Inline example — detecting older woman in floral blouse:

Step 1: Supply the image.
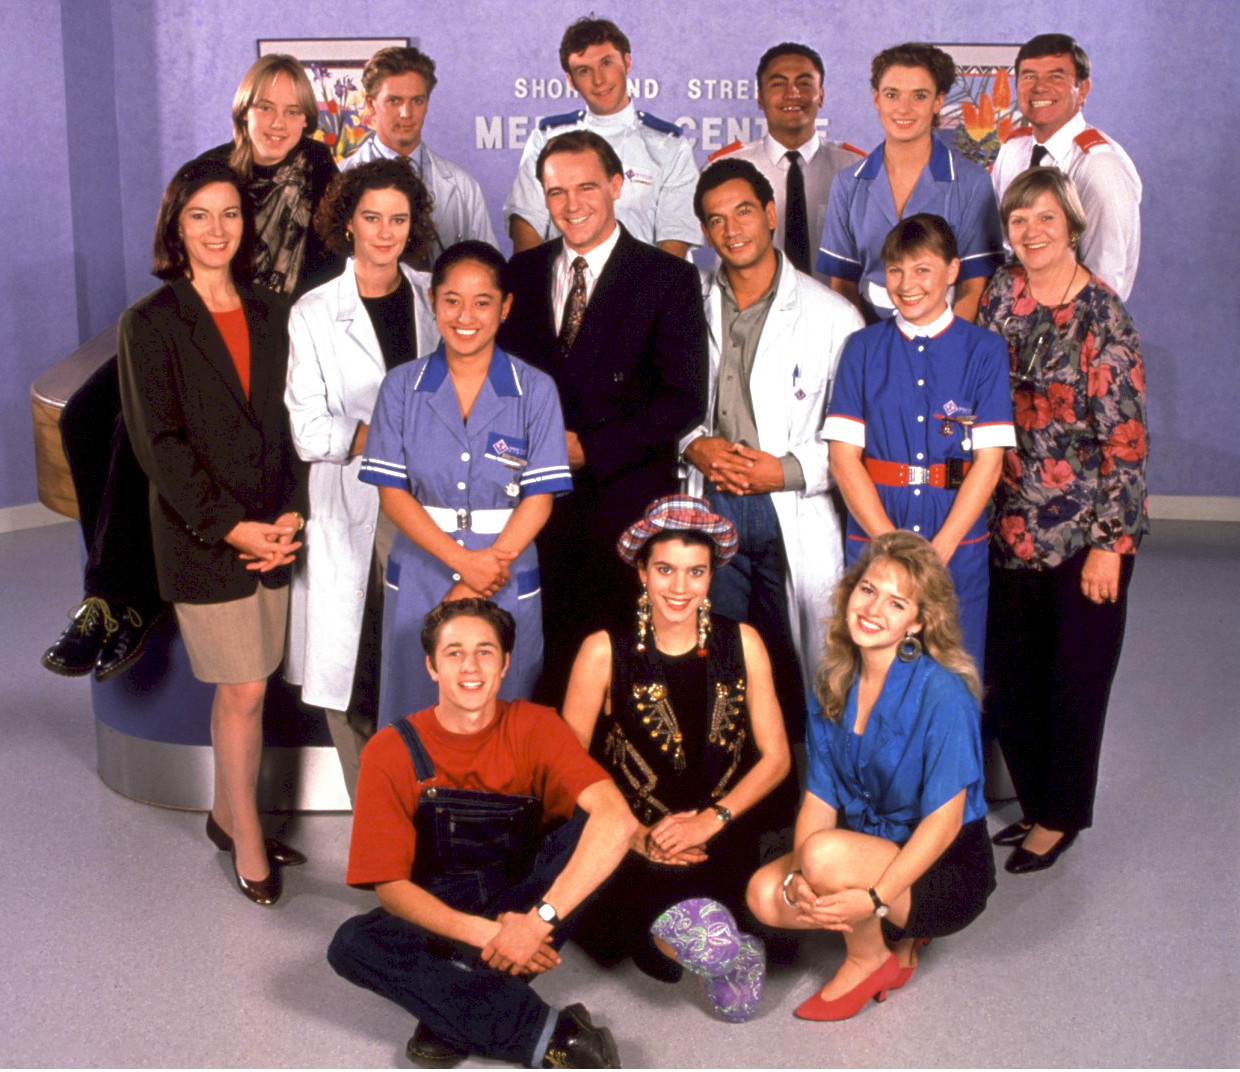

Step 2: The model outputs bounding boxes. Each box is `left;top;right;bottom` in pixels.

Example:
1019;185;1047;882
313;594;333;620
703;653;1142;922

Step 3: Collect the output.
977;167;1147;875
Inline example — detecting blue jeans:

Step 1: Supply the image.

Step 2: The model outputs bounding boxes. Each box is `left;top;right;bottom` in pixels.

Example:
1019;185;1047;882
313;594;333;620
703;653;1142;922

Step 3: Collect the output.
706;489;806;738
327;810;588;1067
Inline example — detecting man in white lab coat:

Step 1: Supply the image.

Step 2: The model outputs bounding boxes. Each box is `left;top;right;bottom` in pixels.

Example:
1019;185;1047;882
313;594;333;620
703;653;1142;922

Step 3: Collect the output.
682;158;863;738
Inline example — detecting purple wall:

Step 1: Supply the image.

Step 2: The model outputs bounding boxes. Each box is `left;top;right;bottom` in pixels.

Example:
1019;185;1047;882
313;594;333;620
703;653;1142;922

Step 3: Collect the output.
3;0;1237;507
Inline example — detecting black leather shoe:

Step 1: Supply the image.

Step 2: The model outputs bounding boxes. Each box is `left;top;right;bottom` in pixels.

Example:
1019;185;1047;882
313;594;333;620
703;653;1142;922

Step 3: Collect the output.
41;597;115;676
1005;830;1078;874
992;819;1033;846
206;812;307;867
405;1022;467;1068
542;1004;620;1068
230;844;282;906
95;604;167;682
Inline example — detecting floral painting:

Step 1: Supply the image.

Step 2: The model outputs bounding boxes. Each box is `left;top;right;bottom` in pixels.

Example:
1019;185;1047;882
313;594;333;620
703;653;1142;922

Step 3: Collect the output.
934;43;1022;169
258;38;410;164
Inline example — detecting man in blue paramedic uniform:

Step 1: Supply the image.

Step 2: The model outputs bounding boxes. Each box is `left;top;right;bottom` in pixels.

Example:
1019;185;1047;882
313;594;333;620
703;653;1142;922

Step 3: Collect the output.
817;43;1003;324
359;342;573;727
990;33;1141;301
342;47;497;259
503;17;700;258
824;214;1013;670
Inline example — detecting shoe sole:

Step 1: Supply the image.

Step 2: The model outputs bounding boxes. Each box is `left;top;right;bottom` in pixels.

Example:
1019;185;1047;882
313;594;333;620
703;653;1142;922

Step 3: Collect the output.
40;655;97;677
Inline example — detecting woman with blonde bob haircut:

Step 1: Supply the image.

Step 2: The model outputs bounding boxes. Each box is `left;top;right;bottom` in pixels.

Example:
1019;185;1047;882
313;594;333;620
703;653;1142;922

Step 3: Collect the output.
196;54;338;295
747;531;995;1022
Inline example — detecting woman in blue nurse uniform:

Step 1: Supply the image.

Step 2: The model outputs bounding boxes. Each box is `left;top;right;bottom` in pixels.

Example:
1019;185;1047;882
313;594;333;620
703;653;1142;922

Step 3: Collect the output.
824;214;1012;671
359;242;572;726
817;42;1003;325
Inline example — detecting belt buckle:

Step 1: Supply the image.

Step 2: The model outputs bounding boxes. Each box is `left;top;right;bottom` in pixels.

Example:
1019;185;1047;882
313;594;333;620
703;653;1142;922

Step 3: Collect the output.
906;465;930;486
455;508;470;532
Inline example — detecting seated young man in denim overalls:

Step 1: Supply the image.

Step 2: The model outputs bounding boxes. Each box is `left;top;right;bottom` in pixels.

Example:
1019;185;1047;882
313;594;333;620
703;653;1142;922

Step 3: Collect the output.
328;598;636;1068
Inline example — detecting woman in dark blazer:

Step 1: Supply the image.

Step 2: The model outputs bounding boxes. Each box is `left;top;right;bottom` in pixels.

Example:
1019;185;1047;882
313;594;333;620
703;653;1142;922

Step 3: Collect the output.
119;158;306;906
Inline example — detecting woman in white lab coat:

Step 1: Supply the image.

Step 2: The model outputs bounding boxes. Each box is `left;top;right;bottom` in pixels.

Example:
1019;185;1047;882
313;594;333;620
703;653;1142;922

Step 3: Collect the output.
284;158;438;800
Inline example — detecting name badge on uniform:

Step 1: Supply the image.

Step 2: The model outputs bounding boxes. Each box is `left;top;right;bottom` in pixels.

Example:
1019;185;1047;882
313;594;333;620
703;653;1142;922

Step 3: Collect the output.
485;433;530;469
936;402;976;450
625;168;654;185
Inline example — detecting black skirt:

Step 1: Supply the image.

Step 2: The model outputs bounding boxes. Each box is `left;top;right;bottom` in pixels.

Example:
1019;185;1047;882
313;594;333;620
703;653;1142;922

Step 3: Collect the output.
881;818;996;942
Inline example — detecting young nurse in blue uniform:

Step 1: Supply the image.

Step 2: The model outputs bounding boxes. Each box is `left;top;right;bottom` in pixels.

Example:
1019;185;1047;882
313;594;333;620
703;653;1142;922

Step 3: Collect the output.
359;242;573;726
817;42;1003;324
824;214;1013;670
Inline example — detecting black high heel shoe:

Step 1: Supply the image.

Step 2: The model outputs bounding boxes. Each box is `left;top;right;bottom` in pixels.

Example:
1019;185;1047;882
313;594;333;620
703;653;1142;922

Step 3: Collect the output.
991;819;1033;846
1005;830;1078;874
206;812;306;867
230;844;282;906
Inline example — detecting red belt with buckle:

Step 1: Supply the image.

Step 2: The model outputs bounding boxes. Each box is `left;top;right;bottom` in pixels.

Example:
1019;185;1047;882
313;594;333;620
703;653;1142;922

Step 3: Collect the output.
865;457;972;490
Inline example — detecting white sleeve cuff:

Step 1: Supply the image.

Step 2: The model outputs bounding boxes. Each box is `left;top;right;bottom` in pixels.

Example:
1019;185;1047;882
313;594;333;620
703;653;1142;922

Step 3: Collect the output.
970;422;1016;450
822;414;866;448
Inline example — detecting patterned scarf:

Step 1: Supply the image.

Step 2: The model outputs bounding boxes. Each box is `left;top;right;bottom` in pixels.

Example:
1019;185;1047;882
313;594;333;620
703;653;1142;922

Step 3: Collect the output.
247;147;312;296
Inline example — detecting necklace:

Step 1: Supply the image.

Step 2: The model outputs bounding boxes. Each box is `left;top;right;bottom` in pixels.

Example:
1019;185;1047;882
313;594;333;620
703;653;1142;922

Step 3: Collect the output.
1031;261;1080;308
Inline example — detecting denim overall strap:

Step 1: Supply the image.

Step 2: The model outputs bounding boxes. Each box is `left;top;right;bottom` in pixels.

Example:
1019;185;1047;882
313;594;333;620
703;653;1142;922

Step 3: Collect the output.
393;716;436;781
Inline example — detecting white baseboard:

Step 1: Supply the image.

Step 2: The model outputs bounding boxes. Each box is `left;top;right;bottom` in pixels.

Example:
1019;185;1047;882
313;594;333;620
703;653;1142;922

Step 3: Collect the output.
0;502;73;534
1147;495;1240;523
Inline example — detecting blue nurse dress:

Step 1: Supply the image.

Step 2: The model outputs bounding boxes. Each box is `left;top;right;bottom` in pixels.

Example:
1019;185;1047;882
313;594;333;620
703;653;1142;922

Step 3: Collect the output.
359;345;573;725
817;138;1004;319
823;311;1014;670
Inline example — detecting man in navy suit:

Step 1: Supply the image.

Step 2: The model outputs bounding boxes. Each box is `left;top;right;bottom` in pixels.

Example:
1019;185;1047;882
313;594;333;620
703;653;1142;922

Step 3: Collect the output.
498;130;707;706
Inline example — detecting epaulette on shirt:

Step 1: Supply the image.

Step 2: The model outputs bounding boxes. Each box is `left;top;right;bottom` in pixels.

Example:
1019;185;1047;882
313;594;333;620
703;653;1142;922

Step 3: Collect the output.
1073;127;1108;153
841;142;867;157
1003;125;1033;142
707;140;743;163
637;111;683;136
538;110;586;131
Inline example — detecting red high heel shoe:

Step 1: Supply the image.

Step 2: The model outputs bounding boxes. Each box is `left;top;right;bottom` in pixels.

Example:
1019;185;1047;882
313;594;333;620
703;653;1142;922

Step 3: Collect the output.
890;937;931;990
794;953;899;1021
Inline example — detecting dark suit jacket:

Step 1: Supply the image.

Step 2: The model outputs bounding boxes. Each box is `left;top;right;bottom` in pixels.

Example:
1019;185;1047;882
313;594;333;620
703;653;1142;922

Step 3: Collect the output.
498;226;706;537
118;277;303;603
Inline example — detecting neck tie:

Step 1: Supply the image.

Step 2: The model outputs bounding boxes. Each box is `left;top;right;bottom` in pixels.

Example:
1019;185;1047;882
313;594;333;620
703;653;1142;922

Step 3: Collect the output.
558;256;588;357
1031;144;1051;167
784;151;811;274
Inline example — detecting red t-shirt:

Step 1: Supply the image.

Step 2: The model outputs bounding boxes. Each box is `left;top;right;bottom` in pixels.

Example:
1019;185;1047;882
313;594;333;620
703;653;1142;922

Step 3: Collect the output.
346;700;610;889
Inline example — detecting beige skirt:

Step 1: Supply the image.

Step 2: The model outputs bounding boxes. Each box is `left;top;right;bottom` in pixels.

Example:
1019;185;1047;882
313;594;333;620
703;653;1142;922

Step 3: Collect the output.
174;583;289;684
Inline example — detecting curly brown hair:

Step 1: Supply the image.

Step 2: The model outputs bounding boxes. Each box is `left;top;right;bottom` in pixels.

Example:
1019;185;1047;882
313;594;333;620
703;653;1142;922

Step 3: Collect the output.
313;158;437;263
814;531;981;723
870;42;956;128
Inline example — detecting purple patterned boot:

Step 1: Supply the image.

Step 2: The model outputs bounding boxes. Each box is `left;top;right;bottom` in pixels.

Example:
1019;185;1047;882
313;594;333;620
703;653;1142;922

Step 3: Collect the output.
650;898;766;1022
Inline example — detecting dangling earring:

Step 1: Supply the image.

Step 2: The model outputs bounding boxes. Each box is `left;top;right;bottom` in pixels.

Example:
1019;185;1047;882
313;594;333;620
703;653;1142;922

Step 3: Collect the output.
897;631;923;663
636;587;652;653
696;597;712;657
346;230;354;251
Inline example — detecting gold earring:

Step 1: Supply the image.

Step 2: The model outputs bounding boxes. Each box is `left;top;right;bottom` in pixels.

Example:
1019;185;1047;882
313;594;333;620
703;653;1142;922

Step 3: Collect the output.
636;587;652;653
696;597;712;657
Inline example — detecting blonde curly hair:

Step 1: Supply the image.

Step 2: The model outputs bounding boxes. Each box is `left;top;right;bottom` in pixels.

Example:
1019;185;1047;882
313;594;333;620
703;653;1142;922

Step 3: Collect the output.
814;531;981;722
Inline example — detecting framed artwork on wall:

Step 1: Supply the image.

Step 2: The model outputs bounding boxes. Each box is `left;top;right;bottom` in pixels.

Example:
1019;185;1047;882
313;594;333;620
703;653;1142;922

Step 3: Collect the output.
933;43;1021;169
258;37;412;163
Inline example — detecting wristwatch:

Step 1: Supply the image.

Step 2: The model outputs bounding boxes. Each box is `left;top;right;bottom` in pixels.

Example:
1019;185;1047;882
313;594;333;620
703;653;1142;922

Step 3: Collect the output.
866;887;890;919
535;899;560;928
712;804;733;826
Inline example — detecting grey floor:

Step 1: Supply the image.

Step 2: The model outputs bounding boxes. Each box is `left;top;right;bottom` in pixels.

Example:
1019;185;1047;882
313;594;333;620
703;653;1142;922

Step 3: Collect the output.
1;519;1237;1068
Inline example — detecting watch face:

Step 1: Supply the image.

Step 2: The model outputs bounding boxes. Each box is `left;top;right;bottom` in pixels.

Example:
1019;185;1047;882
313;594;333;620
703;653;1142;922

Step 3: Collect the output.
537;902;557;923
875;904;889;918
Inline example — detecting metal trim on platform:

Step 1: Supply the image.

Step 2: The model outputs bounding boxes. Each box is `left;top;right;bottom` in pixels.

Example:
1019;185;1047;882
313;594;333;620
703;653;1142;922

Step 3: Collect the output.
95;720;351;812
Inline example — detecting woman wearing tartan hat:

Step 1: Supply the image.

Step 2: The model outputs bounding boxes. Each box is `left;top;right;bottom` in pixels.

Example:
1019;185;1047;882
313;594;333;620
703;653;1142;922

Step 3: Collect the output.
562;495;794;1022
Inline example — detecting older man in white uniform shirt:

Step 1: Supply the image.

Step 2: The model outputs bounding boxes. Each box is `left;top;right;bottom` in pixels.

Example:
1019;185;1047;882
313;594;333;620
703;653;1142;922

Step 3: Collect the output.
991;33;1141;301
342;46;496;258
708;43;863;282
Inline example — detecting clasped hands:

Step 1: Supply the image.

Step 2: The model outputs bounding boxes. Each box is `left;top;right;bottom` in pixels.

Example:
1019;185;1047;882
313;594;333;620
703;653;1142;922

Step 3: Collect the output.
684;436;784;495
228;512;303;572
479;909;559;976
443;546;519;602
633;810;716;866
783;872;875;933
